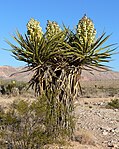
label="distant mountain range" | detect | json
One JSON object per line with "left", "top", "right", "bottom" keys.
{"left": 0, "top": 65, "right": 119, "bottom": 82}
{"left": 0, "top": 66, "right": 31, "bottom": 82}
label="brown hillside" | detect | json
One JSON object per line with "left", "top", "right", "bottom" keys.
{"left": 0, "top": 65, "right": 119, "bottom": 82}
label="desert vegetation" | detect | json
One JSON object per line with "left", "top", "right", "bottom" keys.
{"left": 0, "top": 15, "right": 117, "bottom": 148}
{"left": 0, "top": 80, "right": 27, "bottom": 96}
{"left": 106, "top": 98, "right": 119, "bottom": 109}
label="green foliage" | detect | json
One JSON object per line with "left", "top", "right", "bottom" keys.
{"left": 106, "top": 98, "right": 119, "bottom": 109}
{"left": 0, "top": 80, "right": 27, "bottom": 96}
{"left": 67, "top": 32, "right": 115, "bottom": 70}
{"left": 0, "top": 92, "right": 74, "bottom": 148}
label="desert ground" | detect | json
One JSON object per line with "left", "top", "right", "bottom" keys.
{"left": 0, "top": 79, "right": 119, "bottom": 149}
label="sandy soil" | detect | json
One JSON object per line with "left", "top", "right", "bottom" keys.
{"left": 0, "top": 96, "right": 119, "bottom": 149}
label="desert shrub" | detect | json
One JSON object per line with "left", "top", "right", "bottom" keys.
{"left": 0, "top": 80, "right": 28, "bottom": 96}
{"left": 0, "top": 90, "right": 74, "bottom": 149}
{"left": 73, "top": 129, "right": 96, "bottom": 145}
{"left": 107, "top": 87, "right": 118, "bottom": 97}
{"left": 106, "top": 98, "right": 119, "bottom": 109}
{"left": 13, "top": 81, "right": 27, "bottom": 94}
{"left": 0, "top": 85, "right": 6, "bottom": 95}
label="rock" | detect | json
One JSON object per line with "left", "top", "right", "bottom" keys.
{"left": 109, "top": 121, "right": 114, "bottom": 124}
{"left": 115, "top": 128, "right": 119, "bottom": 133}
{"left": 59, "top": 147, "right": 63, "bottom": 149}
{"left": 84, "top": 102, "right": 89, "bottom": 105}
{"left": 107, "top": 141, "right": 114, "bottom": 147}
{"left": 107, "top": 140, "right": 119, "bottom": 148}
{"left": 102, "top": 130, "right": 108, "bottom": 135}
{"left": 96, "top": 113, "right": 101, "bottom": 117}
{"left": 74, "top": 101, "right": 79, "bottom": 105}
{"left": 114, "top": 109, "right": 119, "bottom": 112}
{"left": 98, "top": 102, "right": 104, "bottom": 106}
{"left": 116, "top": 119, "right": 119, "bottom": 123}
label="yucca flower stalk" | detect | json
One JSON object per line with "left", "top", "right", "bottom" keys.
{"left": 66, "top": 15, "right": 116, "bottom": 72}
{"left": 27, "top": 18, "right": 43, "bottom": 44}
{"left": 46, "top": 20, "right": 61, "bottom": 39}
{"left": 77, "top": 15, "right": 96, "bottom": 46}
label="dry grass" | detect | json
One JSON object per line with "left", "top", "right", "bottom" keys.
{"left": 79, "top": 80, "right": 119, "bottom": 98}
{"left": 73, "top": 129, "right": 96, "bottom": 146}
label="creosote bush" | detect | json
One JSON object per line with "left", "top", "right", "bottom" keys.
{"left": 0, "top": 91, "right": 72, "bottom": 148}
{"left": 0, "top": 80, "right": 27, "bottom": 96}
{"left": 106, "top": 98, "right": 119, "bottom": 109}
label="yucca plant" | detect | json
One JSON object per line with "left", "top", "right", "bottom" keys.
{"left": 6, "top": 18, "right": 75, "bottom": 141}
{"left": 66, "top": 15, "right": 115, "bottom": 70}
{"left": 6, "top": 16, "right": 116, "bottom": 144}
{"left": 60, "top": 16, "right": 116, "bottom": 103}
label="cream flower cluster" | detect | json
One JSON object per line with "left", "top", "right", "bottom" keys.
{"left": 27, "top": 18, "right": 43, "bottom": 41}
{"left": 77, "top": 15, "right": 96, "bottom": 45}
{"left": 46, "top": 20, "right": 61, "bottom": 39}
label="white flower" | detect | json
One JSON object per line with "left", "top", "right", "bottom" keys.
{"left": 27, "top": 18, "right": 43, "bottom": 41}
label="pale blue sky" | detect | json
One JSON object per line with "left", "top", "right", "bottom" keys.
{"left": 0, "top": 0, "right": 119, "bottom": 71}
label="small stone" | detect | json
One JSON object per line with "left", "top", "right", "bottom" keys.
{"left": 103, "top": 130, "right": 108, "bottom": 135}
{"left": 110, "top": 129, "right": 115, "bottom": 133}
{"left": 107, "top": 144, "right": 114, "bottom": 147}
{"left": 97, "top": 113, "right": 101, "bottom": 117}
{"left": 115, "top": 128, "right": 119, "bottom": 133}
{"left": 107, "top": 141, "right": 114, "bottom": 147}
{"left": 59, "top": 147, "right": 63, "bottom": 149}
{"left": 98, "top": 102, "right": 104, "bottom": 106}
{"left": 99, "top": 127, "right": 103, "bottom": 130}
{"left": 109, "top": 121, "right": 114, "bottom": 124}
{"left": 114, "top": 109, "right": 118, "bottom": 112}
{"left": 107, "top": 140, "right": 119, "bottom": 148}
{"left": 74, "top": 101, "right": 79, "bottom": 105}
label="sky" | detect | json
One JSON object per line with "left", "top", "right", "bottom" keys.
{"left": 0, "top": 0, "right": 119, "bottom": 71}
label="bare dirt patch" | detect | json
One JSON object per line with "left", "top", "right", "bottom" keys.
{"left": 75, "top": 97, "right": 119, "bottom": 149}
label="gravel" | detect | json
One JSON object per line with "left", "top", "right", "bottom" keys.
{"left": 74, "top": 97, "right": 119, "bottom": 149}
